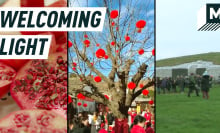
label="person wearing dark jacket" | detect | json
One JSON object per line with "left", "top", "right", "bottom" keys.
{"left": 107, "top": 110, "right": 114, "bottom": 125}
{"left": 188, "top": 73, "right": 199, "bottom": 97}
{"left": 171, "top": 78, "right": 177, "bottom": 93}
{"left": 160, "top": 77, "right": 167, "bottom": 94}
{"left": 201, "top": 71, "right": 210, "bottom": 99}
{"left": 73, "top": 115, "right": 91, "bottom": 133}
{"left": 166, "top": 77, "right": 172, "bottom": 93}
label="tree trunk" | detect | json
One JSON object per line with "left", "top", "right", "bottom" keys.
{"left": 114, "top": 118, "right": 129, "bottom": 133}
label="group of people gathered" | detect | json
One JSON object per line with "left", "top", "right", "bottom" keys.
{"left": 69, "top": 111, "right": 114, "bottom": 133}
{"left": 68, "top": 108, "right": 155, "bottom": 133}
{"left": 129, "top": 109, "right": 155, "bottom": 133}
{"left": 156, "top": 71, "right": 213, "bottom": 99}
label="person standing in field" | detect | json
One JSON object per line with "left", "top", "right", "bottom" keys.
{"left": 201, "top": 71, "right": 211, "bottom": 99}
{"left": 195, "top": 74, "right": 202, "bottom": 92}
{"left": 179, "top": 75, "right": 186, "bottom": 93}
{"left": 171, "top": 78, "right": 177, "bottom": 93}
{"left": 160, "top": 77, "right": 167, "bottom": 94}
{"left": 156, "top": 77, "right": 161, "bottom": 94}
{"left": 188, "top": 73, "right": 199, "bottom": 97}
{"left": 166, "top": 77, "right": 172, "bottom": 93}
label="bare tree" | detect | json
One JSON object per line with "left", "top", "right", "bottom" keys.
{"left": 68, "top": 0, "right": 154, "bottom": 132}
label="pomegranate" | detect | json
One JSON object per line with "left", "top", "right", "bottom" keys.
{"left": 0, "top": 62, "right": 16, "bottom": 98}
{"left": 10, "top": 53, "right": 67, "bottom": 117}
{"left": 0, "top": 109, "right": 67, "bottom": 133}
{"left": 0, "top": 60, "right": 29, "bottom": 71}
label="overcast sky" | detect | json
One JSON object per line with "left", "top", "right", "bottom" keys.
{"left": 156, "top": 0, "right": 220, "bottom": 60}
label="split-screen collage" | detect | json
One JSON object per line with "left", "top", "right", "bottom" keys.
{"left": 0, "top": 0, "right": 219, "bottom": 133}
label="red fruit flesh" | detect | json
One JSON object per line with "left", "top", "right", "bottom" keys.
{"left": 0, "top": 62, "right": 16, "bottom": 98}
{"left": 0, "top": 109, "right": 67, "bottom": 132}
{"left": 20, "top": 0, "right": 44, "bottom": 7}
{"left": 0, "top": 60, "right": 29, "bottom": 71}
{"left": 10, "top": 53, "right": 67, "bottom": 118}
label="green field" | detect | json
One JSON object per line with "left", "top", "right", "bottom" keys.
{"left": 156, "top": 52, "right": 220, "bottom": 67}
{"left": 156, "top": 84, "right": 220, "bottom": 133}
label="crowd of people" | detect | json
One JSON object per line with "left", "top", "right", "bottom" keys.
{"left": 68, "top": 108, "right": 155, "bottom": 133}
{"left": 69, "top": 110, "right": 114, "bottom": 133}
{"left": 156, "top": 71, "right": 213, "bottom": 99}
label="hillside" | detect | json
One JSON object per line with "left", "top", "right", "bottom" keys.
{"left": 156, "top": 52, "right": 220, "bottom": 67}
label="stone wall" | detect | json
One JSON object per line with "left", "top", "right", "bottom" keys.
{"left": 156, "top": 61, "right": 220, "bottom": 80}
{"left": 156, "top": 68, "right": 172, "bottom": 78}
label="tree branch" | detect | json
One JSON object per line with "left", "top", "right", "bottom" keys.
{"left": 75, "top": 90, "right": 109, "bottom": 105}
{"left": 132, "top": 78, "right": 155, "bottom": 101}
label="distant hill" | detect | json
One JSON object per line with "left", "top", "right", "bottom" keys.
{"left": 156, "top": 52, "right": 220, "bottom": 67}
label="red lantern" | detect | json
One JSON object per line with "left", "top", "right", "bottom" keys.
{"left": 110, "top": 10, "right": 118, "bottom": 19}
{"left": 83, "top": 103, "right": 87, "bottom": 107}
{"left": 116, "top": 27, "right": 119, "bottom": 31}
{"left": 136, "top": 20, "right": 146, "bottom": 28}
{"left": 116, "top": 50, "right": 119, "bottom": 53}
{"left": 142, "top": 89, "right": 149, "bottom": 96}
{"left": 112, "top": 21, "right": 115, "bottom": 26}
{"left": 125, "top": 36, "right": 130, "bottom": 41}
{"left": 152, "top": 48, "right": 155, "bottom": 56}
{"left": 77, "top": 93, "right": 85, "bottom": 100}
{"left": 83, "top": 40, "right": 90, "bottom": 46}
{"left": 96, "top": 49, "right": 106, "bottom": 58}
{"left": 94, "top": 76, "right": 102, "bottom": 82}
{"left": 138, "top": 49, "right": 144, "bottom": 55}
{"left": 149, "top": 100, "right": 154, "bottom": 105}
{"left": 91, "top": 62, "right": 94, "bottom": 66}
{"left": 139, "top": 84, "right": 144, "bottom": 88}
{"left": 104, "top": 55, "right": 109, "bottom": 59}
{"left": 96, "top": 43, "right": 100, "bottom": 47}
{"left": 127, "top": 82, "right": 136, "bottom": 89}
{"left": 84, "top": 34, "right": 88, "bottom": 38}
{"left": 77, "top": 102, "right": 82, "bottom": 106}
{"left": 104, "top": 95, "right": 109, "bottom": 100}
{"left": 111, "top": 41, "right": 115, "bottom": 46}
{"left": 68, "top": 40, "right": 73, "bottom": 48}
{"left": 72, "top": 67, "right": 76, "bottom": 71}
{"left": 72, "top": 62, "right": 77, "bottom": 67}
{"left": 68, "top": 95, "right": 73, "bottom": 104}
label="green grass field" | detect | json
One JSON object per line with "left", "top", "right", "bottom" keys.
{"left": 156, "top": 52, "right": 220, "bottom": 67}
{"left": 156, "top": 84, "right": 220, "bottom": 133}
